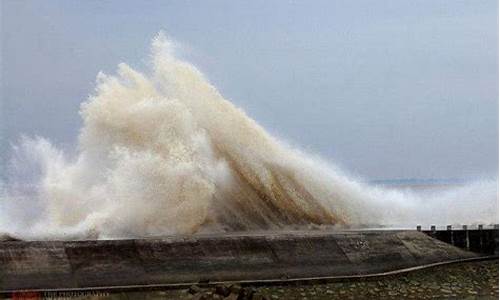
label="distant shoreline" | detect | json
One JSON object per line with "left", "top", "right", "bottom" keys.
{"left": 369, "top": 178, "right": 469, "bottom": 186}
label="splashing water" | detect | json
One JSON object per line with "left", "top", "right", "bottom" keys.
{"left": 0, "top": 33, "right": 497, "bottom": 240}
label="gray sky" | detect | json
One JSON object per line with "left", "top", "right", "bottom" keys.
{"left": 1, "top": 0, "right": 498, "bottom": 181}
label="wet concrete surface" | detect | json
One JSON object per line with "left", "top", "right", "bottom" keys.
{"left": 128, "top": 260, "right": 499, "bottom": 299}
{"left": 0, "top": 231, "right": 479, "bottom": 291}
{"left": 6, "top": 259, "right": 497, "bottom": 299}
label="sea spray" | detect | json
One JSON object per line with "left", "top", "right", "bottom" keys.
{"left": 0, "top": 33, "right": 497, "bottom": 239}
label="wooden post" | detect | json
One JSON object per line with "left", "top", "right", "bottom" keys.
{"left": 447, "top": 225, "right": 454, "bottom": 245}
{"left": 463, "top": 225, "right": 469, "bottom": 250}
{"left": 478, "top": 224, "right": 483, "bottom": 252}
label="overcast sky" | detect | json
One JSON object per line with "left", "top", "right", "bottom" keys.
{"left": 1, "top": 0, "right": 498, "bottom": 181}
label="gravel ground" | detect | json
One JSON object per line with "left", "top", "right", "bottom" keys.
{"left": 6, "top": 259, "right": 498, "bottom": 299}
{"left": 253, "top": 260, "right": 499, "bottom": 299}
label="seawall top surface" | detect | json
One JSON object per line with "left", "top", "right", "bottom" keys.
{"left": 0, "top": 230, "right": 478, "bottom": 292}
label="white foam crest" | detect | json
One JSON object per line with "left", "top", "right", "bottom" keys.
{"left": 0, "top": 33, "right": 497, "bottom": 239}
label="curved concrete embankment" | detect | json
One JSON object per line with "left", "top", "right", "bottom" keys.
{"left": 0, "top": 230, "right": 478, "bottom": 291}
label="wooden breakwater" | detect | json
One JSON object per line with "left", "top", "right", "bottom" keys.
{"left": 418, "top": 224, "right": 499, "bottom": 254}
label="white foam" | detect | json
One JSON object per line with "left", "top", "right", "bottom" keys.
{"left": 1, "top": 33, "right": 497, "bottom": 240}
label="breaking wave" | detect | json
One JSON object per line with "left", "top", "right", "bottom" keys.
{"left": 0, "top": 33, "right": 497, "bottom": 239}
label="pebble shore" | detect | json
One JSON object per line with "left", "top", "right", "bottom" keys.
{"left": 25, "top": 259, "right": 499, "bottom": 299}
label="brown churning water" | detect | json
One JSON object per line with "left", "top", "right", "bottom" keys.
{"left": 0, "top": 33, "right": 497, "bottom": 240}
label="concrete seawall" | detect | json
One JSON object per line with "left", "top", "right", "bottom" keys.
{"left": 0, "top": 230, "right": 480, "bottom": 292}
